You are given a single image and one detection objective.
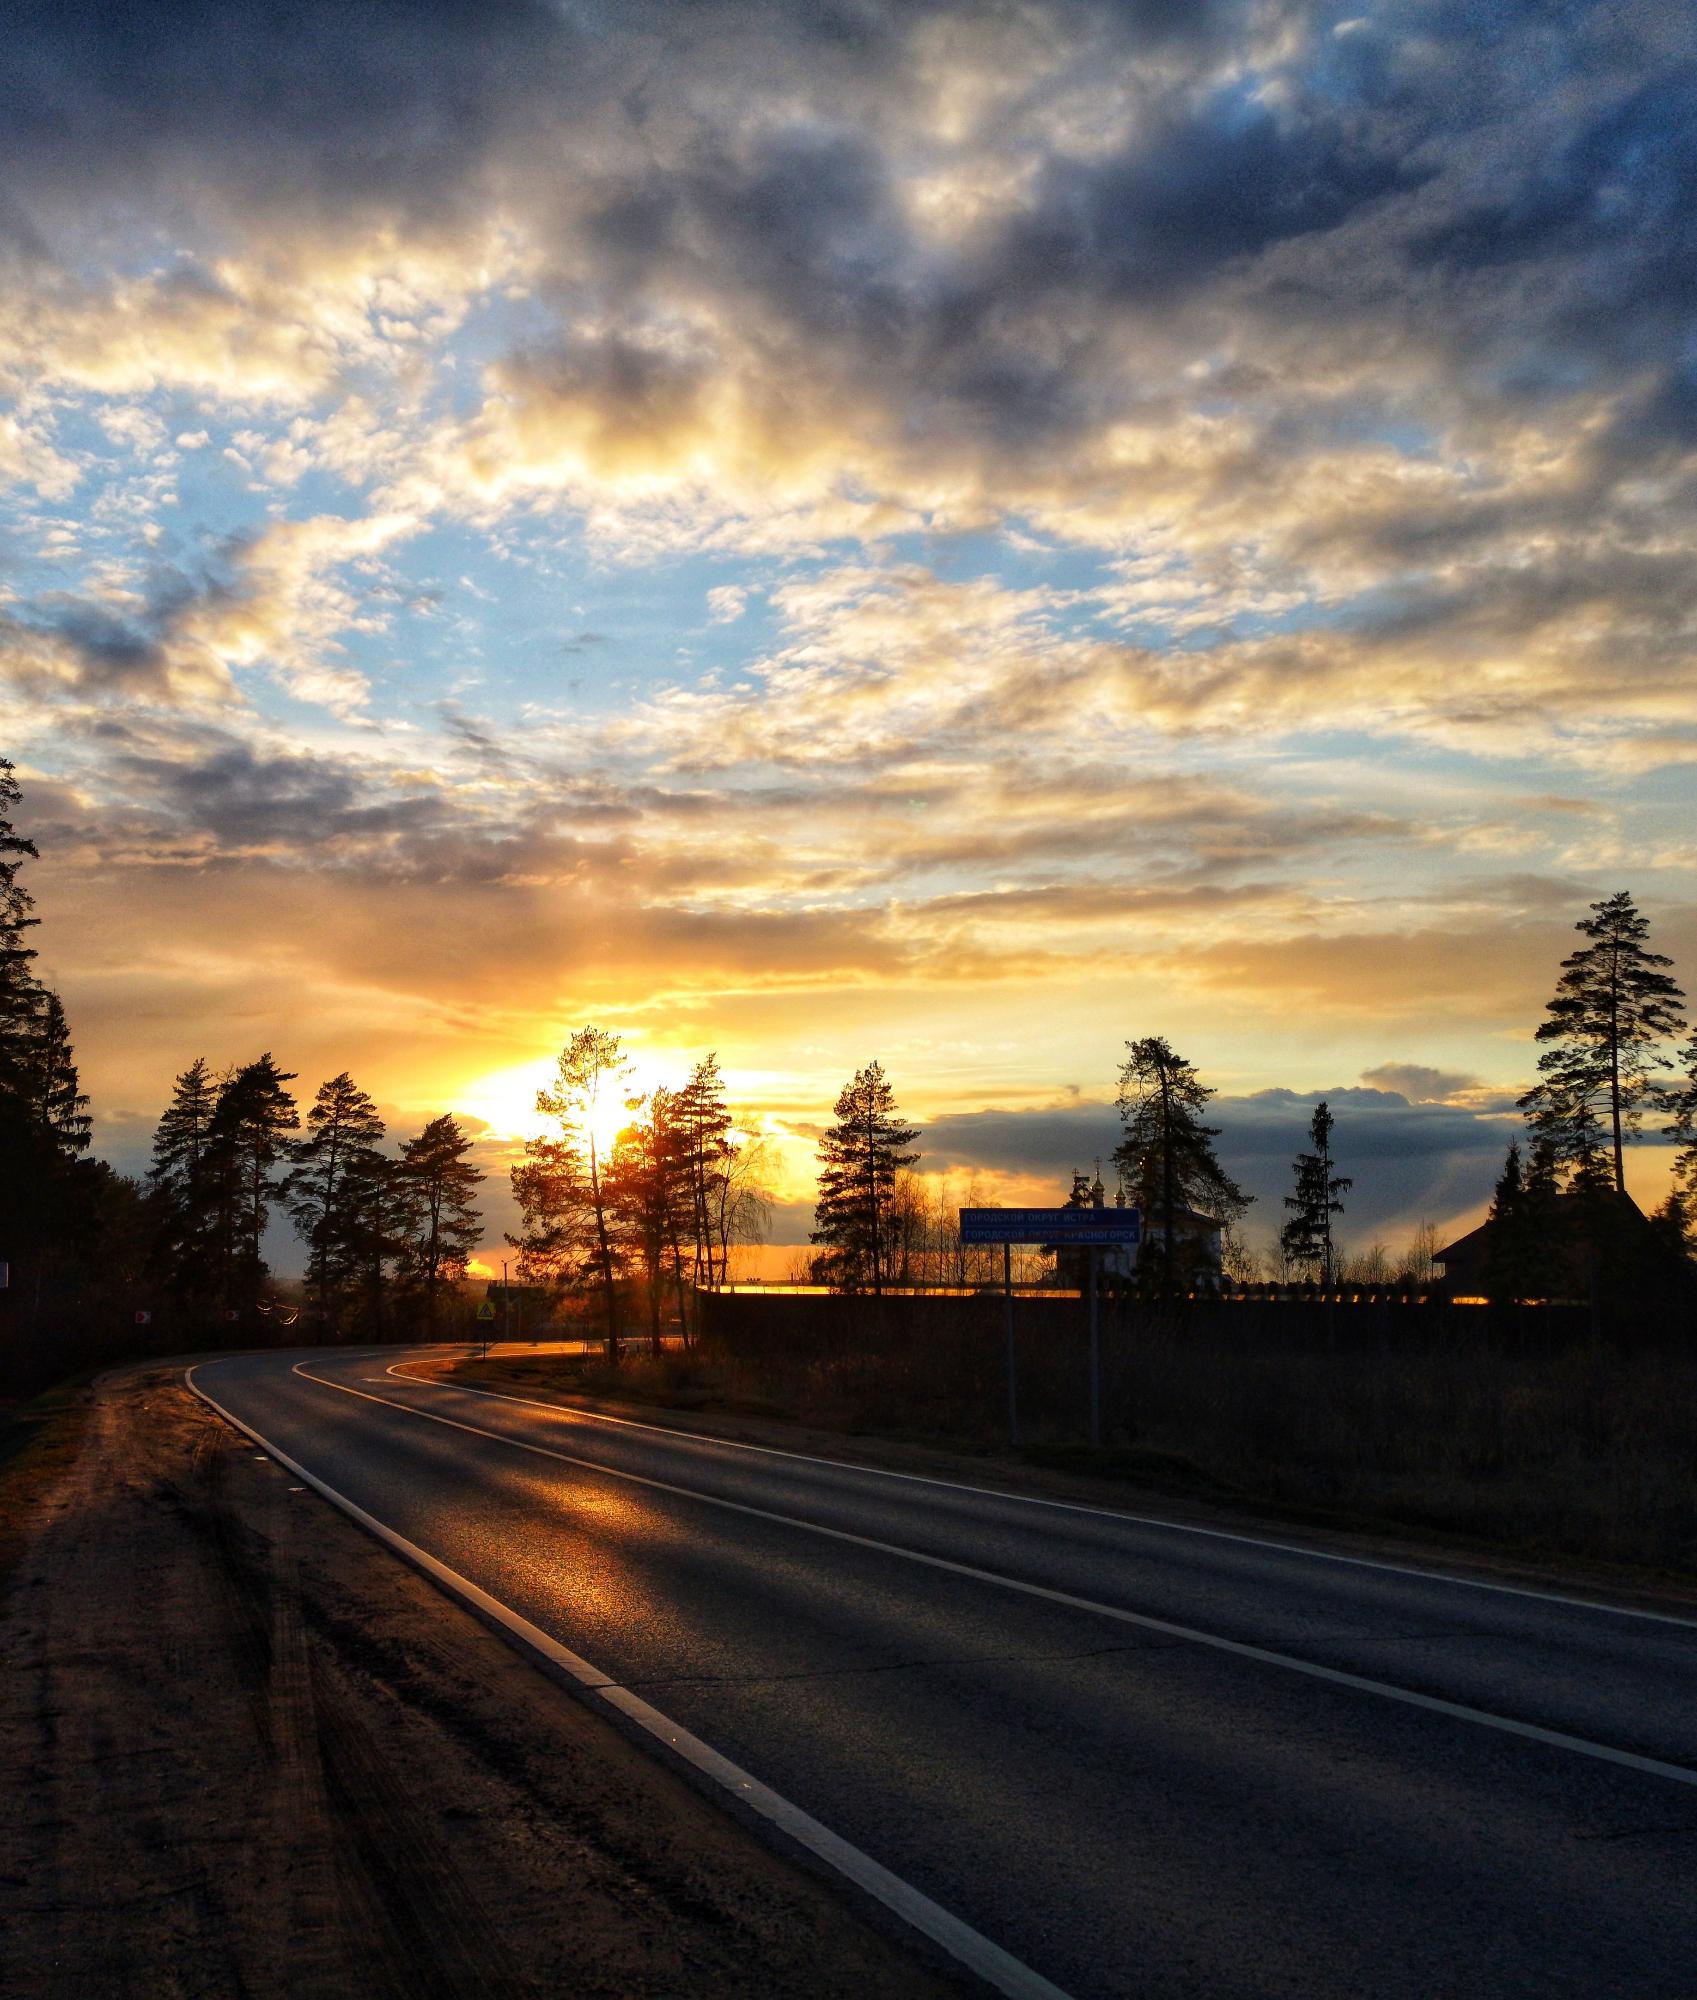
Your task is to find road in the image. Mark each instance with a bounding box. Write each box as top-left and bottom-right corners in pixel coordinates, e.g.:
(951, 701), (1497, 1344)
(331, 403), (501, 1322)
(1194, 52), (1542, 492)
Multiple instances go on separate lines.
(191, 1347), (1697, 2000)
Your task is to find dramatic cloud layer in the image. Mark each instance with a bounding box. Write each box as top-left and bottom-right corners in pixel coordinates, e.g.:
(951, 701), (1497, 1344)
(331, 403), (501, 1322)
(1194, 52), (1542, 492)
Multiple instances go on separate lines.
(6, 1), (1695, 1253)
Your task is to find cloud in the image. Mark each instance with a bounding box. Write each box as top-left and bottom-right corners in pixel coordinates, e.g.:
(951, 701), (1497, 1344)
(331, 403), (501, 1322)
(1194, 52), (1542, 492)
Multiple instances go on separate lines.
(1360, 1062), (1482, 1104)
(6, 0), (1697, 1212)
(920, 1086), (1515, 1244)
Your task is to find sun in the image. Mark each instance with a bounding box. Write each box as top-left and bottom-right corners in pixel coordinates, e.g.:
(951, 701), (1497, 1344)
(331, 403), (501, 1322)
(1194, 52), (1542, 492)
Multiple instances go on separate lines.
(457, 1049), (678, 1156)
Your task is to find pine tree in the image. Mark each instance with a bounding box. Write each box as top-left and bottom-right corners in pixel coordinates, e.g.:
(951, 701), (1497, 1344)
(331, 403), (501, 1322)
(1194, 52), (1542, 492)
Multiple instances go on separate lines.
(509, 1123), (590, 1292)
(27, 990), (91, 1157)
(0, 757), (41, 1090)
(147, 1057), (221, 1306)
(1518, 892), (1686, 1191)
(1482, 1139), (1559, 1307)
(1665, 1031), (1697, 1217)
(397, 1114), (485, 1337)
(283, 1072), (386, 1322)
(204, 1055), (299, 1316)
(1113, 1037), (1251, 1289)
(1280, 1100), (1350, 1286)
(676, 1054), (733, 1286)
(811, 1061), (919, 1295)
(342, 1148), (408, 1339)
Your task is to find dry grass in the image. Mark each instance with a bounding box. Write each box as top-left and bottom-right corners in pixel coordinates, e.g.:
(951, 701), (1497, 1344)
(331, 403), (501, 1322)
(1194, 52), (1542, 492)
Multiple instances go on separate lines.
(469, 1313), (1697, 1582)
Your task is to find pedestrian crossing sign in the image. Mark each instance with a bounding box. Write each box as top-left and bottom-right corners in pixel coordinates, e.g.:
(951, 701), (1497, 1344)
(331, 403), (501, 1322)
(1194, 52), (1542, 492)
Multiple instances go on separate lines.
(476, 1301), (496, 1321)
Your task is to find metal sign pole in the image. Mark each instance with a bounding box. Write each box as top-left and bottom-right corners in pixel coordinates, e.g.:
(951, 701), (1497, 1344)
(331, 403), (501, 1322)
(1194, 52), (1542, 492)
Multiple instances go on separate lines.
(1088, 1246), (1101, 1448)
(1003, 1241), (1019, 1448)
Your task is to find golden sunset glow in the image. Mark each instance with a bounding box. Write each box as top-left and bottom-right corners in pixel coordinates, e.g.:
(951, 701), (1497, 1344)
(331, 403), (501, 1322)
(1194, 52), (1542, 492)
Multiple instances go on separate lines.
(5, 1), (1693, 1271)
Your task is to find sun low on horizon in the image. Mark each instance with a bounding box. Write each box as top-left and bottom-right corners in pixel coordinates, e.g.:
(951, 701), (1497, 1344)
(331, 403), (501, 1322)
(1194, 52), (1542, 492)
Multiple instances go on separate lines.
(7, 0), (1697, 1265)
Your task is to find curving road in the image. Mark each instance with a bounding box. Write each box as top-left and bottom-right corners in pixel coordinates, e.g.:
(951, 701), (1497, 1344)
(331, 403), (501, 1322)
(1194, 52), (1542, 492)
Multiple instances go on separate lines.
(190, 1347), (1697, 2000)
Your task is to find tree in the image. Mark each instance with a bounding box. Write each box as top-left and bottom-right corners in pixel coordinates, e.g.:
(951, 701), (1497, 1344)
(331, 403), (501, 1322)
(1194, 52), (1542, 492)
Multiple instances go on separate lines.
(811, 1062), (919, 1295)
(1483, 1140), (1548, 1308)
(706, 1126), (775, 1291)
(147, 1057), (221, 1309)
(609, 1087), (693, 1353)
(26, 990), (91, 1158)
(341, 1149), (410, 1340)
(397, 1115), (485, 1338)
(1113, 1037), (1251, 1288)
(283, 1072), (386, 1324)
(1665, 1031), (1697, 1219)
(676, 1055), (733, 1286)
(1396, 1220), (1442, 1290)
(203, 1055), (299, 1317)
(0, 757), (41, 1091)
(1279, 1100), (1350, 1287)
(1519, 892), (1686, 1192)
(534, 1027), (628, 1359)
(0, 765), (147, 1387)
(509, 1120), (590, 1295)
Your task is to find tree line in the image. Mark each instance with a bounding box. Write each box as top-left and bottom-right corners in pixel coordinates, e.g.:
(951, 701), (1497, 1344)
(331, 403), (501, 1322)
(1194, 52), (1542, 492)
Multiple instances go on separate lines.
(505, 1025), (775, 1359)
(0, 757), (119, 1385)
(802, 892), (1697, 1311)
(146, 1056), (485, 1340)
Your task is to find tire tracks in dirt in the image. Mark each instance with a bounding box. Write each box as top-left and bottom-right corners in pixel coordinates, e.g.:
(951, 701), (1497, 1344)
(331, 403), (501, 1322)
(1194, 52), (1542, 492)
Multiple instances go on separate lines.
(0, 1365), (964, 1999)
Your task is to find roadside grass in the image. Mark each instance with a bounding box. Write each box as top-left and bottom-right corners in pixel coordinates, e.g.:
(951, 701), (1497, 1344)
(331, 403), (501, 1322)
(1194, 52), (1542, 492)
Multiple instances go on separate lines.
(428, 1323), (1697, 1589)
(0, 1373), (94, 1589)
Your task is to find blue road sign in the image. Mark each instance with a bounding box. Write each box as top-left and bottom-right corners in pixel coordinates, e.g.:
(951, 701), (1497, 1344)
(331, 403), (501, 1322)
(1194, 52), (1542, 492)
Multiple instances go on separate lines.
(959, 1207), (1143, 1246)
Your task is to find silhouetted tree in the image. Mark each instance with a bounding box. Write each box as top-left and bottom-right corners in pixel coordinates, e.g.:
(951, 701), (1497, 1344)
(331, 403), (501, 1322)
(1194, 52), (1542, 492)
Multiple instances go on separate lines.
(284, 1072), (385, 1326)
(811, 1062), (919, 1295)
(676, 1054), (733, 1287)
(204, 1055), (298, 1319)
(146, 1057), (221, 1313)
(397, 1114), (484, 1338)
(706, 1125), (774, 1291)
(609, 1087), (693, 1353)
(530, 1027), (628, 1359)
(1280, 1100), (1350, 1287)
(0, 757), (41, 1090)
(1113, 1037), (1250, 1289)
(1666, 1030), (1697, 1224)
(1519, 892), (1686, 1192)
(1482, 1139), (1562, 1308)
(23, 990), (91, 1158)
(0, 767), (142, 1386)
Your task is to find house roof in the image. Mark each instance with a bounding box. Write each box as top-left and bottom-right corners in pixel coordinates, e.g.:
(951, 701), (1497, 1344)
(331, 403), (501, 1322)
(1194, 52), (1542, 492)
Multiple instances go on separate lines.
(1435, 1187), (1647, 1265)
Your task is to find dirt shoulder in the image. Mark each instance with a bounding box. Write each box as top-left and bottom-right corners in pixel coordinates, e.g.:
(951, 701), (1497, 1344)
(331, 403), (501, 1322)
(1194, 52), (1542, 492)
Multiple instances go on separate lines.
(405, 1352), (1697, 1619)
(0, 1365), (963, 2000)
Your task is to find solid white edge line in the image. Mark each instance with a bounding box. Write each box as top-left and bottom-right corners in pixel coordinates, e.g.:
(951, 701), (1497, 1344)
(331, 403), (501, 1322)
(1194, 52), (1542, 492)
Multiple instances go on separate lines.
(290, 1359), (1697, 1793)
(380, 1355), (1697, 1633)
(185, 1363), (1072, 2000)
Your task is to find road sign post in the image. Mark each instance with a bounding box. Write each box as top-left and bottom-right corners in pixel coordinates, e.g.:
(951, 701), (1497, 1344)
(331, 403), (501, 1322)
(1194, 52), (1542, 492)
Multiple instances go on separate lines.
(959, 1208), (1141, 1450)
(1003, 1242), (1018, 1448)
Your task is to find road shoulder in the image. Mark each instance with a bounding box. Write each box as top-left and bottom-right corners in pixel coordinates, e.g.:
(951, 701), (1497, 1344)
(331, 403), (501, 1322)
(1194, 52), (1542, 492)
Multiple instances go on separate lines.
(0, 1364), (964, 2000)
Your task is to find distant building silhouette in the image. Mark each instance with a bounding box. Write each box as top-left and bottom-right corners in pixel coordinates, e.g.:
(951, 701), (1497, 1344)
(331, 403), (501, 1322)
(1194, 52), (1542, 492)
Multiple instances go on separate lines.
(1435, 1189), (1647, 1300)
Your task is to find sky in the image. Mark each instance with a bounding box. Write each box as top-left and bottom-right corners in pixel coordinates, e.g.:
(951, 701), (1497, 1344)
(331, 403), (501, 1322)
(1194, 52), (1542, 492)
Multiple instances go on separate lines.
(5, 0), (1696, 1266)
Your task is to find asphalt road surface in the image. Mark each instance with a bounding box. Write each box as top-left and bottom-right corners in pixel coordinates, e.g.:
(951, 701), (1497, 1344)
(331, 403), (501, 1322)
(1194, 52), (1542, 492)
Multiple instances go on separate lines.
(191, 1347), (1697, 2000)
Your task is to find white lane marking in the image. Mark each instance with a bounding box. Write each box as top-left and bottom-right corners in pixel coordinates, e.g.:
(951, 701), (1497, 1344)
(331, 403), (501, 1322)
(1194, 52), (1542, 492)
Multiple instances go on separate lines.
(185, 1366), (1069, 2000)
(295, 1362), (1697, 1791)
(379, 1358), (1697, 1633)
